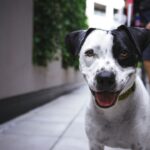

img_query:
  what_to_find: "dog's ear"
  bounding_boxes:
[65,28,95,56]
[117,25,150,58]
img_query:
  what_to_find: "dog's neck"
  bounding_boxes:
[119,83,135,101]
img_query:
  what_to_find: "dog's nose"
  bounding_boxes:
[95,71,116,91]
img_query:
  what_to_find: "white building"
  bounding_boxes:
[86,0,126,30]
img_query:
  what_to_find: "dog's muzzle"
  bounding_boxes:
[95,71,116,91]
[91,71,120,108]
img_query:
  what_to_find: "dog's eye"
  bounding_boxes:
[119,50,129,59]
[85,49,95,57]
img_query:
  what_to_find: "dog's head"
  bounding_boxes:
[65,25,150,108]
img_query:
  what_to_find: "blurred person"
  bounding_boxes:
[138,0,150,82]
[135,0,150,83]
[125,0,150,82]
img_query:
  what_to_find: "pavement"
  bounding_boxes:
[0,85,130,150]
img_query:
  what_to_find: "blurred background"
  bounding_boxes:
[0,0,147,150]
[0,0,126,123]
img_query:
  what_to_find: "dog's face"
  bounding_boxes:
[79,29,138,108]
[65,25,150,108]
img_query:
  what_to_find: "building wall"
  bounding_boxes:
[86,0,125,30]
[0,0,82,99]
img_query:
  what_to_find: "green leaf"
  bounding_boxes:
[33,0,88,68]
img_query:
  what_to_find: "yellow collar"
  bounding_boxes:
[119,83,135,101]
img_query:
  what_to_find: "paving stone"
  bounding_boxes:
[63,121,87,139]
[3,120,67,137]
[0,134,56,150]
[51,137,89,150]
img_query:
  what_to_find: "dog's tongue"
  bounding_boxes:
[95,92,118,108]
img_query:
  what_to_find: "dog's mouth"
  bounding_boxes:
[91,90,120,108]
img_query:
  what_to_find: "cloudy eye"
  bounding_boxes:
[119,50,129,60]
[85,49,95,57]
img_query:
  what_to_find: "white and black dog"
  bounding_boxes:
[65,25,150,150]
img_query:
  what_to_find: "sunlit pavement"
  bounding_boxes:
[0,86,129,150]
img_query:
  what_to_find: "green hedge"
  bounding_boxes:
[33,0,88,69]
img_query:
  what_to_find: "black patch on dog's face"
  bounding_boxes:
[112,30,139,68]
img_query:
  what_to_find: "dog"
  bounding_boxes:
[65,25,150,150]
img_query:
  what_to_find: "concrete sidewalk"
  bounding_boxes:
[0,86,128,150]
